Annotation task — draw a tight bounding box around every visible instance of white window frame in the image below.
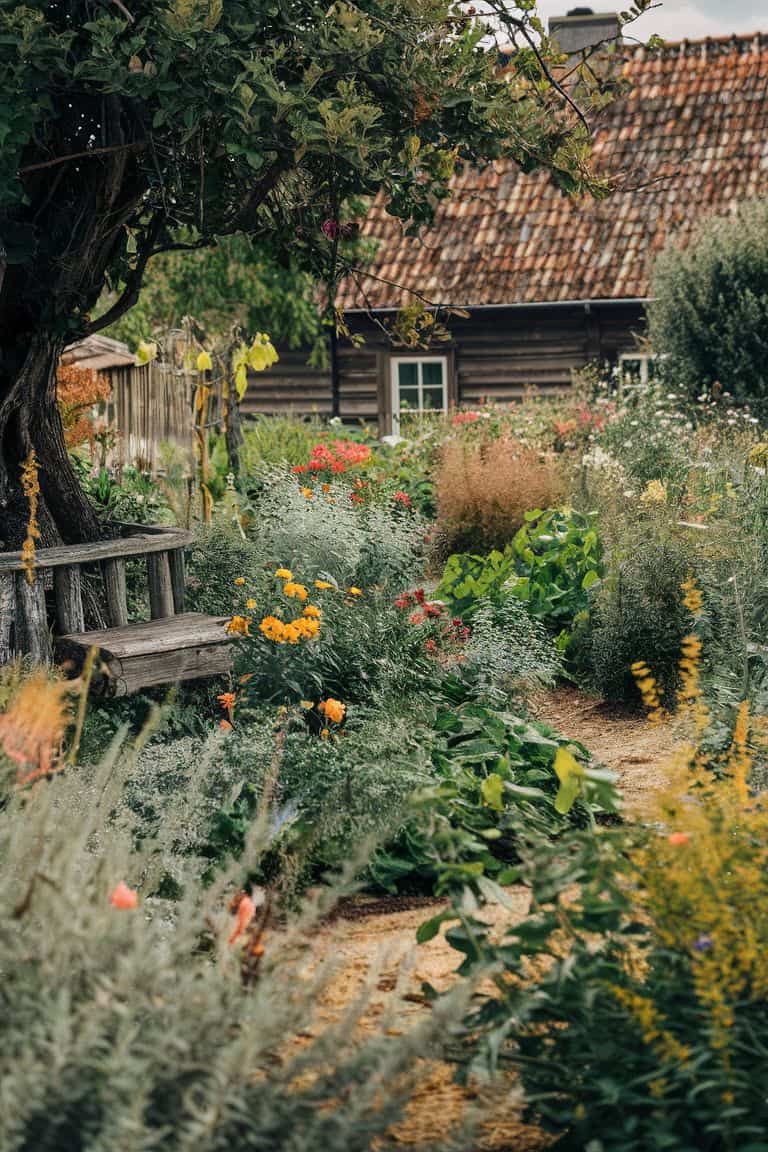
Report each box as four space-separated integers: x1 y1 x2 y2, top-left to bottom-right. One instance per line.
618 352 657 391
390 356 448 434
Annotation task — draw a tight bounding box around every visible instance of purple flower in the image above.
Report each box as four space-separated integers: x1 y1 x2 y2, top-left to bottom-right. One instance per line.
693 933 714 953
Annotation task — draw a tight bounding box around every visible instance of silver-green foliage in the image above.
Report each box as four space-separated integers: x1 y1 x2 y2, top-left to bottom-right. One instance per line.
463 597 561 702
0 741 465 1152
251 467 424 588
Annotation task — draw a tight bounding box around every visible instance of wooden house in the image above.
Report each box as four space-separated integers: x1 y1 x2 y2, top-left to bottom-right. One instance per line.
244 20 768 432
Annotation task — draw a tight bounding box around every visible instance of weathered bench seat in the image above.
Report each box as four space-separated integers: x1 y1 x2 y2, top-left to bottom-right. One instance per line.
0 522 233 694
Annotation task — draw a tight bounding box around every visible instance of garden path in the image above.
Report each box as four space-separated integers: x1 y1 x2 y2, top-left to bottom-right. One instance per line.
316 687 682 1150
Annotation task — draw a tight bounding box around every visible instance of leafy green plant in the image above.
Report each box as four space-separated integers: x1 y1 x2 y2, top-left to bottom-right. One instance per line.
435 508 602 639
368 700 617 894
509 508 602 630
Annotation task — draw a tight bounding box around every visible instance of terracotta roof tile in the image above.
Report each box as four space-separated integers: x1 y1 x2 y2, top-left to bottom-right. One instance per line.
340 33 768 309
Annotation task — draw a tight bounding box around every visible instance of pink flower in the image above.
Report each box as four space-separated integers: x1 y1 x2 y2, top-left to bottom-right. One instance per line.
393 490 412 507
321 219 340 239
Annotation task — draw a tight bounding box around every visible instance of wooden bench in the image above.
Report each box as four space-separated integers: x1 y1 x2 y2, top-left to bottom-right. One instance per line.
0 523 232 695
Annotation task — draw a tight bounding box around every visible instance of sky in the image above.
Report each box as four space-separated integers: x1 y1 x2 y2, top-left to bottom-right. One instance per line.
535 0 768 41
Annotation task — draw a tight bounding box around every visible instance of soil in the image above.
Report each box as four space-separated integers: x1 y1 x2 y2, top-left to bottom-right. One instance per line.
313 687 682 1149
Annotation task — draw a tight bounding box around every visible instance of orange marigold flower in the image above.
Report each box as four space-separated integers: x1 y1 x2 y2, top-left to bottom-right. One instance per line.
320 727 330 740
315 579 334 590
300 487 313 500
110 882 138 910
303 604 322 618
275 568 293 580
245 598 257 610
226 615 251 636
318 698 345 724
228 893 256 945
234 577 246 586
283 581 308 601
259 615 285 642
217 692 236 711
668 831 691 847
347 587 362 596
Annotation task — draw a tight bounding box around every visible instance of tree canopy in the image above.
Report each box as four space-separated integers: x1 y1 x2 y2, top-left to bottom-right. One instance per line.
0 0 649 545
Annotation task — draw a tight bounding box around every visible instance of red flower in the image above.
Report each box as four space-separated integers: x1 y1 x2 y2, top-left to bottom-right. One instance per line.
394 592 414 609
322 219 340 239
393 490 412 507
410 612 425 625
350 492 364 504
292 464 309 474
414 588 426 605
425 638 438 654
424 603 443 618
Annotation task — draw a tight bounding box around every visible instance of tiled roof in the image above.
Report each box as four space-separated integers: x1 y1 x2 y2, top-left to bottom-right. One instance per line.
340 32 768 310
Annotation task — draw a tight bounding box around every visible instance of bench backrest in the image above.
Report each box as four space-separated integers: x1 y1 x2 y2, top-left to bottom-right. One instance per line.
0 523 193 662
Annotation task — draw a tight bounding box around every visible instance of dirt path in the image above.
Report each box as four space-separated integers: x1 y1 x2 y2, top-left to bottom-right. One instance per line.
532 685 682 819
316 687 681 1149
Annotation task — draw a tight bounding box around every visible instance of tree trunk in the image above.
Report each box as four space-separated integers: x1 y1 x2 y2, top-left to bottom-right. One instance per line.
0 329 101 551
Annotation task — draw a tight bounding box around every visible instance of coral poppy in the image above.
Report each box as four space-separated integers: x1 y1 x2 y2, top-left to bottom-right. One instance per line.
110 882 138 910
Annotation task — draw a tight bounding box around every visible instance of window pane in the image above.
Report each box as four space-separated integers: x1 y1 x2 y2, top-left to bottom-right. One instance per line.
397 363 418 388
398 387 419 410
423 387 445 411
422 362 444 389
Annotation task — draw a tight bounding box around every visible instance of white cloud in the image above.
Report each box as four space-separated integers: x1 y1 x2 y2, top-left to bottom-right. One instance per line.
535 0 768 41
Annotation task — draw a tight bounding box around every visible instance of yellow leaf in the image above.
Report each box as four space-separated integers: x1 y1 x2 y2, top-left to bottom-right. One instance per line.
196 350 213 373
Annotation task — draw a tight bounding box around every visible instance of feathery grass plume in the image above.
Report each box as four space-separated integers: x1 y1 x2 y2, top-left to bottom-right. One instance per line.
20 449 40 584
434 432 564 554
0 667 76 785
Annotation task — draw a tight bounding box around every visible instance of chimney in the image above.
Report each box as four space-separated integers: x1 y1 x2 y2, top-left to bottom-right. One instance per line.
548 8 621 64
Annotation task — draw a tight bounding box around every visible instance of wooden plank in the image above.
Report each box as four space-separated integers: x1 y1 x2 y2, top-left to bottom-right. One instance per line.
147 551 175 619
54 566 85 634
102 558 128 628
113 644 234 696
168 549 186 614
0 573 14 663
0 526 194 575
14 573 51 662
57 613 230 660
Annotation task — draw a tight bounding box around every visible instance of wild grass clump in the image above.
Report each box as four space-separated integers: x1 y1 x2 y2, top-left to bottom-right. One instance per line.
434 432 563 555
0 698 469 1152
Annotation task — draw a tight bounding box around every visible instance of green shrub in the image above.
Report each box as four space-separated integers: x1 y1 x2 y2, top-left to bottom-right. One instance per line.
649 198 768 410
577 530 697 706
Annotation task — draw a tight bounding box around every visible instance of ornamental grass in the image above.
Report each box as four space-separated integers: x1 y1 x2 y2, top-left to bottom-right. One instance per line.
434 432 564 555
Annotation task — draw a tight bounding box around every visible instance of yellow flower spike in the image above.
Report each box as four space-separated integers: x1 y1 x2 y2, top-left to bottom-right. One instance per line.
275 568 293 580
